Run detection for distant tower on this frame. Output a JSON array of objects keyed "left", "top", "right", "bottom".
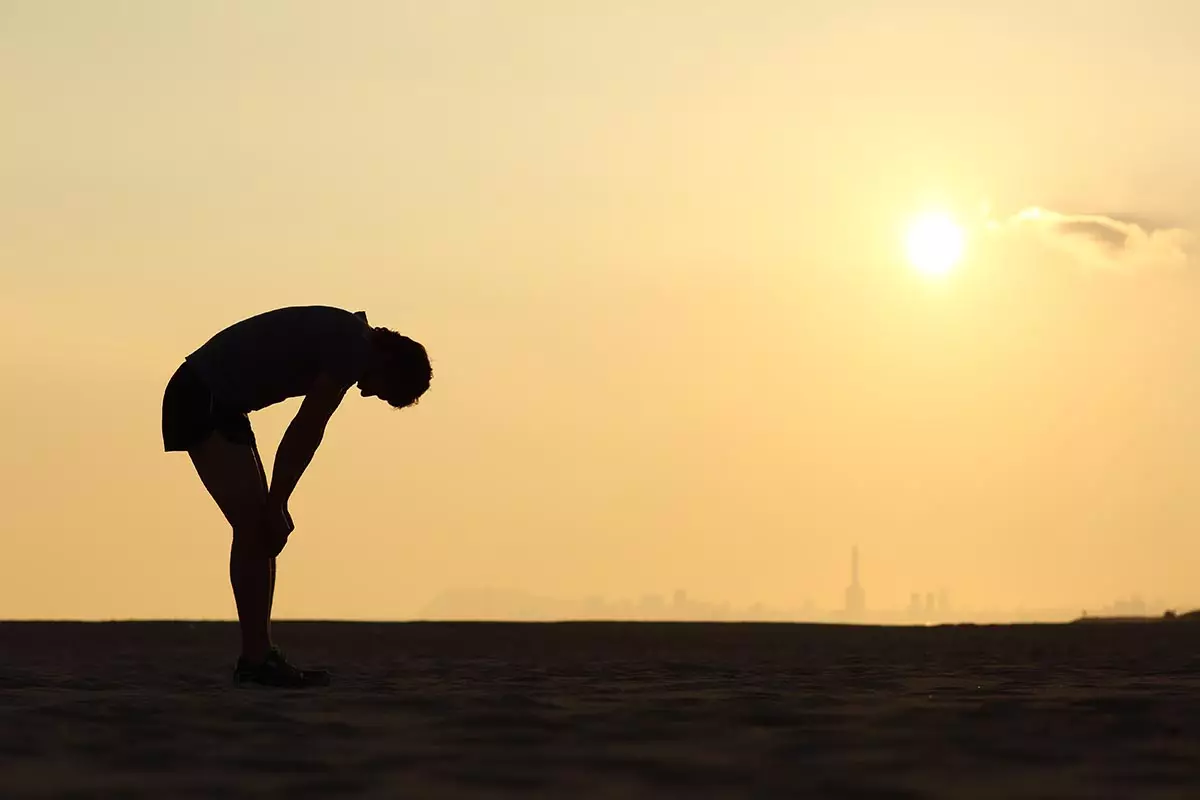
[{"left": 844, "top": 546, "right": 866, "bottom": 619}]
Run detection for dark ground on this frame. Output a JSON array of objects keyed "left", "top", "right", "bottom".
[{"left": 1, "top": 620, "right": 1199, "bottom": 799}]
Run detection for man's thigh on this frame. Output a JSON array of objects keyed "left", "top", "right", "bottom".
[{"left": 188, "top": 431, "right": 269, "bottom": 533}]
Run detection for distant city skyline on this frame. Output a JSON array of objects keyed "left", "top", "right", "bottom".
[
  {"left": 416, "top": 545, "right": 1190, "bottom": 625},
  {"left": 416, "top": 586, "right": 1185, "bottom": 625}
]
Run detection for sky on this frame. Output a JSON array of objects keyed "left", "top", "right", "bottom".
[{"left": 4, "top": 1, "right": 1200, "bottom": 620}]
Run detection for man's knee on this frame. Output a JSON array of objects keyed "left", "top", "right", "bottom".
[
  {"left": 231, "top": 523, "right": 268, "bottom": 554},
  {"left": 233, "top": 519, "right": 287, "bottom": 558}
]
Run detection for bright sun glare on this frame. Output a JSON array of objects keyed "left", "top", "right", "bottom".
[{"left": 905, "top": 211, "right": 965, "bottom": 277}]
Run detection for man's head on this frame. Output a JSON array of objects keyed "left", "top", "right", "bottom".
[{"left": 358, "top": 328, "right": 432, "bottom": 409}]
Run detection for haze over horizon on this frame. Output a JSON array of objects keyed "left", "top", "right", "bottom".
[{"left": 5, "top": 2, "right": 1200, "bottom": 621}]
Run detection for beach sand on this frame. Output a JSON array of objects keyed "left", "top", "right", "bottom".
[{"left": 2, "top": 620, "right": 1198, "bottom": 798}]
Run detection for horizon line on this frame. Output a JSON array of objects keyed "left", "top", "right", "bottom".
[{"left": 1, "top": 615, "right": 1194, "bottom": 626}]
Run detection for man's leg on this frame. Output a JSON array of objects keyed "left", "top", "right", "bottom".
[
  {"left": 188, "top": 431, "right": 273, "bottom": 662},
  {"left": 268, "top": 558, "right": 276, "bottom": 618},
  {"left": 250, "top": 445, "right": 278, "bottom": 621}
]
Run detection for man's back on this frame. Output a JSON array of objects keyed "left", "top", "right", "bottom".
[{"left": 186, "top": 305, "right": 372, "bottom": 413}]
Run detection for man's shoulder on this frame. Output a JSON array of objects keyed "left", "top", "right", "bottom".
[
  {"left": 293, "top": 305, "right": 369, "bottom": 327},
  {"left": 273, "top": 304, "right": 360, "bottom": 320},
  {"left": 196, "top": 306, "right": 368, "bottom": 352},
  {"left": 246, "top": 305, "right": 367, "bottom": 335}
]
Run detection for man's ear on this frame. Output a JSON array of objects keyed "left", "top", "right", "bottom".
[{"left": 354, "top": 310, "right": 369, "bottom": 323}]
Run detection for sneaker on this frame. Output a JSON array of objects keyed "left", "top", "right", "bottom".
[{"left": 234, "top": 647, "right": 331, "bottom": 688}]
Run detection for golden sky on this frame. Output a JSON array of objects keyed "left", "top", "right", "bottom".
[{"left": 4, "top": 1, "right": 1200, "bottom": 620}]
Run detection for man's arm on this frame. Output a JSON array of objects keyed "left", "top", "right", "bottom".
[{"left": 268, "top": 373, "right": 350, "bottom": 507}]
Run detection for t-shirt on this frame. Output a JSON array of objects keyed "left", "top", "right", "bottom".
[{"left": 186, "top": 306, "right": 372, "bottom": 413}]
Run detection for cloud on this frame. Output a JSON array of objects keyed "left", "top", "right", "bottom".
[{"left": 986, "top": 207, "right": 1194, "bottom": 272}]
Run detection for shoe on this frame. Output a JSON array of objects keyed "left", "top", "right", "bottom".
[{"left": 234, "top": 646, "right": 331, "bottom": 688}]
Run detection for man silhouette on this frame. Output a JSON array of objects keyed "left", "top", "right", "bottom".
[{"left": 161, "top": 306, "right": 431, "bottom": 687}]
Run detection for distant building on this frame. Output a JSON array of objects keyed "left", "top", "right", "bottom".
[{"left": 844, "top": 546, "right": 866, "bottom": 619}]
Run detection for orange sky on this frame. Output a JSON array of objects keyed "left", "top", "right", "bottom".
[{"left": 3, "top": 2, "right": 1200, "bottom": 620}]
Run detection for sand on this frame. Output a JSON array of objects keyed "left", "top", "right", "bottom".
[{"left": 1, "top": 620, "right": 1198, "bottom": 799}]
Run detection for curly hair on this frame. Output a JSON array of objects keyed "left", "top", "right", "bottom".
[{"left": 370, "top": 327, "right": 432, "bottom": 409}]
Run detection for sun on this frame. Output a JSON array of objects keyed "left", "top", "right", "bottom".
[{"left": 905, "top": 211, "right": 965, "bottom": 277}]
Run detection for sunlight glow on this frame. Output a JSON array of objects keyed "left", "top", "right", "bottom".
[{"left": 905, "top": 212, "right": 966, "bottom": 277}]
